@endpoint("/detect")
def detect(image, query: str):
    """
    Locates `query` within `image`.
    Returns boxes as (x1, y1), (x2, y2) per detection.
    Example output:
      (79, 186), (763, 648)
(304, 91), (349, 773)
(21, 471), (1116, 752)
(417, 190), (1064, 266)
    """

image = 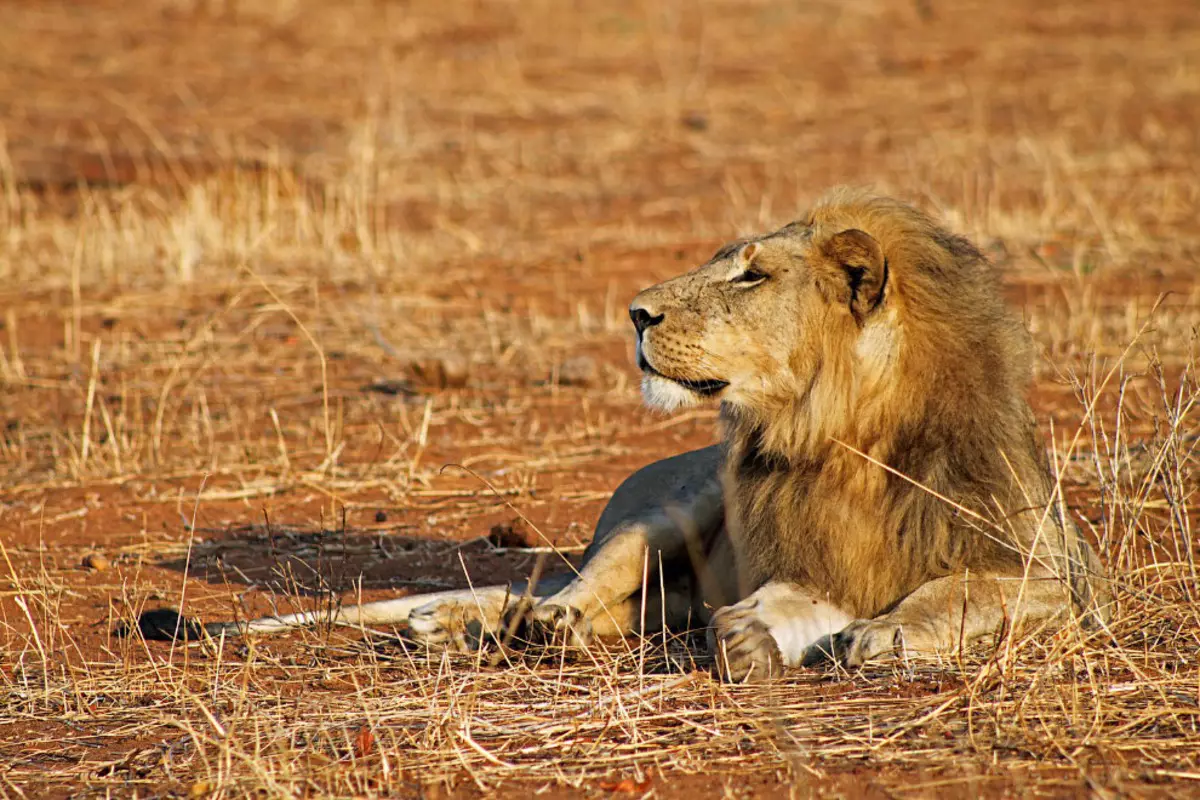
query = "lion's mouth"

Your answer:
(637, 354), (729, 397)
